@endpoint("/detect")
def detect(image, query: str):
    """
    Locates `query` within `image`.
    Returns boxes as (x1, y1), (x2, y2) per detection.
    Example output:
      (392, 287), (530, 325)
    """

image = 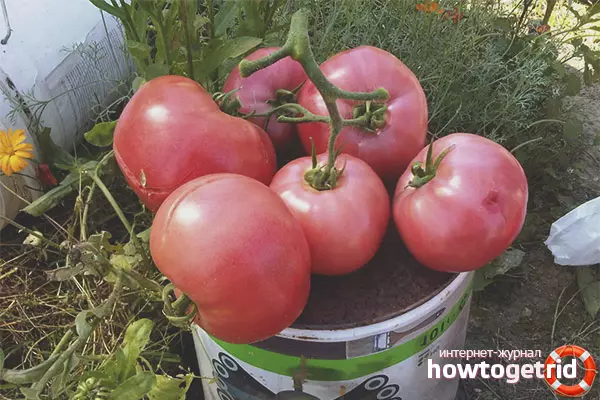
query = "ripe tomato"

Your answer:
(223, 47), (307, 153)
(270, 154), (389, 275)
(296, 46), (427, 183)
(113, 75), (276, 212)
(393, 133), (528, 272)
(149, 174), (311, 344)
